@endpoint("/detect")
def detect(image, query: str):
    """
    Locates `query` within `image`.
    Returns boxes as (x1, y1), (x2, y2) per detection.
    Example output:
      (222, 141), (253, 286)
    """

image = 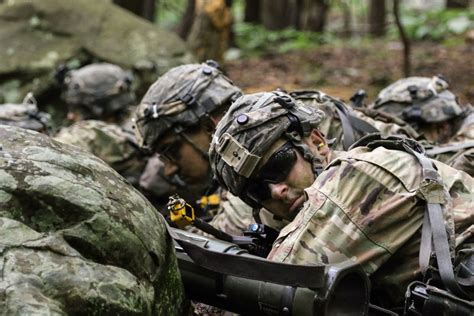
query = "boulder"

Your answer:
(0, 125), (186, 314)
(0, 0), (195, 121)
